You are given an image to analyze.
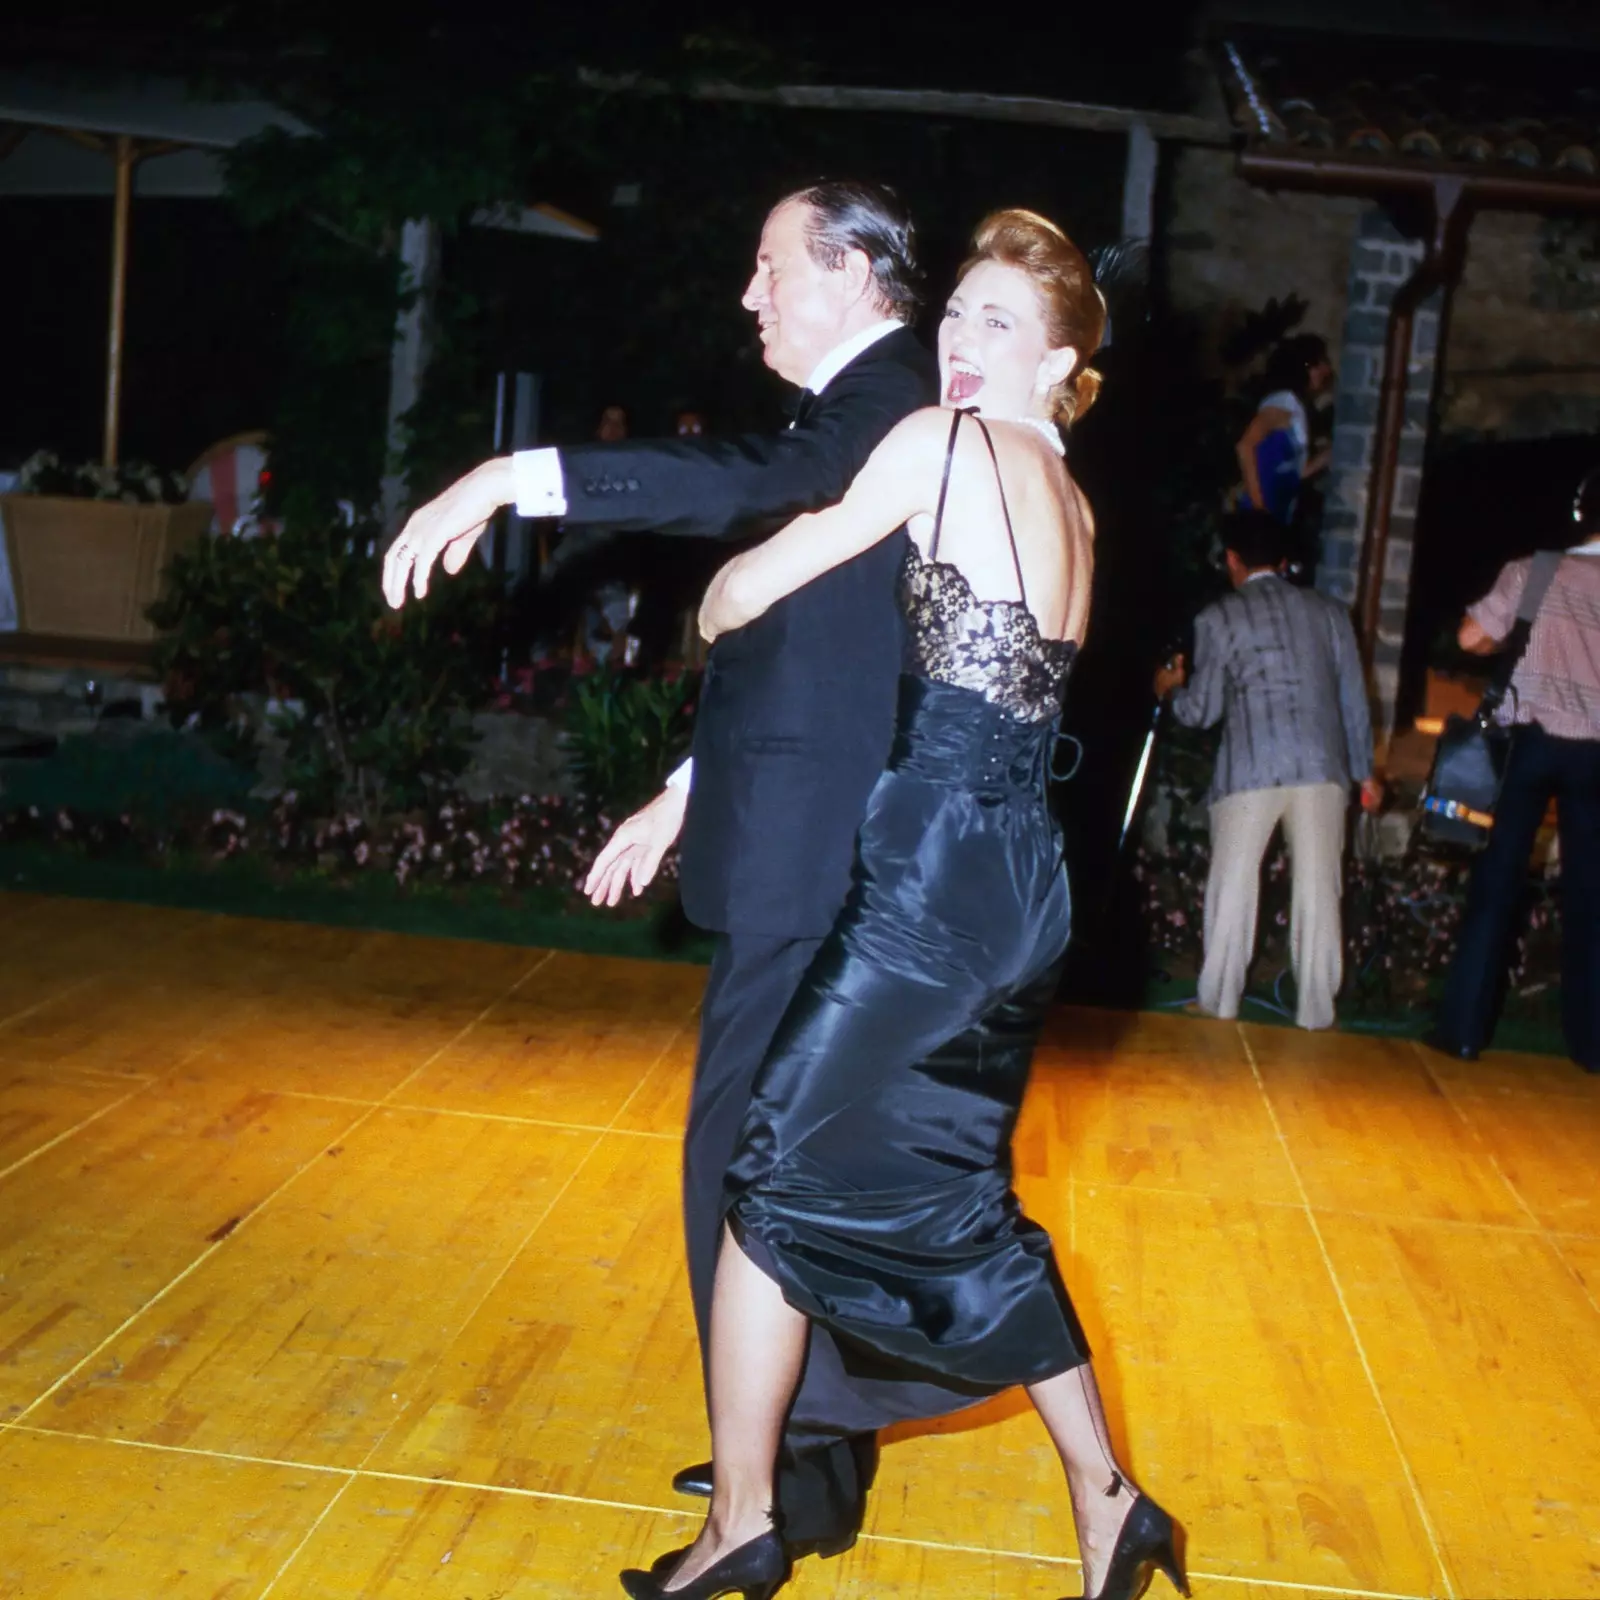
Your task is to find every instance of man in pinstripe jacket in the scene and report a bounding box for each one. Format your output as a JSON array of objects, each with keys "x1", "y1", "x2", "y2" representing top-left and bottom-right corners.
[{"x1": 1156, "y1": 511, "x2": 1379, "y2": 1029}]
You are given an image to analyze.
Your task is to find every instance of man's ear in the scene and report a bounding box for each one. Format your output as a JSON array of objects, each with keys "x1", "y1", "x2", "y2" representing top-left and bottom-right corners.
[{"x1": 838, "y1": 248, "x2": 874, "y2": 306}]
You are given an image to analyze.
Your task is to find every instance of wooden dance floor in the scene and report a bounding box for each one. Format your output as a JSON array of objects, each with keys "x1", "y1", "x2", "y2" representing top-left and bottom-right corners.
[{"x1": 0, "y1": 893, "x2": 1595, "y2": 1599}]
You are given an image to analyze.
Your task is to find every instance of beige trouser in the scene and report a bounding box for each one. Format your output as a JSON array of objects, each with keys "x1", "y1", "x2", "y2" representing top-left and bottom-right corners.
[{"x1": 1199, "y1": 781, "x2": 1347, "y2": 1031}]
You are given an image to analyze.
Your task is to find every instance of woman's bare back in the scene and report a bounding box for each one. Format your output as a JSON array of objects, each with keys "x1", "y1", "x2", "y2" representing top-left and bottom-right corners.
[{"x1": 904, "y1": 411, "x2": 1094, "y2": 648}]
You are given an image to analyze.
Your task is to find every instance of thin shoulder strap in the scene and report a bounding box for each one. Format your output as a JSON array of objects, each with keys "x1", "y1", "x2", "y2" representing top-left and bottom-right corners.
[
  {"x1": 928, "y1": 408, "x2": 966, "y2": 562},
  {"x1": 971, "y1": 415, "x2": 1029, "y2": 607}
]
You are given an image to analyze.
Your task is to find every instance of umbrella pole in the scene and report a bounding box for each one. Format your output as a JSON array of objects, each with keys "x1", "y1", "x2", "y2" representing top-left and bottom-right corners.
[{"x1": 103, "y1": 134, "x2": 135, "y2": 470}]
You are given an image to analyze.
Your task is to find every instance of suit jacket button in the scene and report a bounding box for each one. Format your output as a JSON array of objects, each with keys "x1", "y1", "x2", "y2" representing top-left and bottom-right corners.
[{"x1": 627, "y1": 478, "x2": 639, "y2": 491}]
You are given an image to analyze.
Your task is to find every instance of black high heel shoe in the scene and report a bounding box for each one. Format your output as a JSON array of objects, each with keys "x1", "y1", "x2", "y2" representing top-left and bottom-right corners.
[
  {"x1": 619, "y1": 1527, "x2": 790, "y2": 1600},
  {"x1": 1069, "y1": 1493, "x2": 1189, "y2": 1600}
]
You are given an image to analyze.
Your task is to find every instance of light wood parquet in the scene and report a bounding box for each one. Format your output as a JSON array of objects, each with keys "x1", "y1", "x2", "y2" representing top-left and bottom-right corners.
[{"x1": 0, "y1": 891, "x2": 1596, "y2": 1599}]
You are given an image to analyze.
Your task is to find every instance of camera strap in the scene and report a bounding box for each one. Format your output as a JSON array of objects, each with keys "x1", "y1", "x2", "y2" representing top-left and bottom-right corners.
[{"x1": 1480, "y1": 550, "x2": 1562, "y2": 719}]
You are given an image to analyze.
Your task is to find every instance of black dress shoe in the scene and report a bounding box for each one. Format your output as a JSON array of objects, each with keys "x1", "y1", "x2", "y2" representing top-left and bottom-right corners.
[
  {"x1": 784, "y1": 1530, "x2": 857, "y2": 1562},
  {"x1": 654, "y1": 1530, "x2": 855, "y2": 1571},
  {"x1": 672, "y1": 1460, "x2": 714, "y2": 1499},
  {"x1": 621, "y1": 1526, "x2": 789, "y2": 1599},
  {"x1": 1420, "y1": 1030, "x2": 1479, "y2": 1062}
]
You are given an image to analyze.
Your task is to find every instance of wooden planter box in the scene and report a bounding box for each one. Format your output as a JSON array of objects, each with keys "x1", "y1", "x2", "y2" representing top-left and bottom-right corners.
[{"x1": 0, "y1": 495, "x2": 212, "y2": 643}]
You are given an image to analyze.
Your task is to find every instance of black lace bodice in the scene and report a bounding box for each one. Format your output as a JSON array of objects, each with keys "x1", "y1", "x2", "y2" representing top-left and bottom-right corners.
[{"x1": 899, "y1": 543, "x2": 1077, "y2": 725}]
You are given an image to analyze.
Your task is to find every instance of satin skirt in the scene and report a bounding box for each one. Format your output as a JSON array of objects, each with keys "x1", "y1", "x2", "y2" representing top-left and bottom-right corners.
[{"x1": 724, "y1": 676, "x2": 1090, "y2": 1403}]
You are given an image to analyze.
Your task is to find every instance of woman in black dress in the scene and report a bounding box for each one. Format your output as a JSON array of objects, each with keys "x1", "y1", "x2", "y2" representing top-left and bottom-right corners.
[{"x1": 622, "y1": 211, "x2": 1186, "y2": 1600}]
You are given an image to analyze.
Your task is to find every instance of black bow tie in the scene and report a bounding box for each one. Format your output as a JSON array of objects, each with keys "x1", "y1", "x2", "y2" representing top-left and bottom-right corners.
[{"x1": 790, "y1": 387, "x2": 817, "y2": 427}]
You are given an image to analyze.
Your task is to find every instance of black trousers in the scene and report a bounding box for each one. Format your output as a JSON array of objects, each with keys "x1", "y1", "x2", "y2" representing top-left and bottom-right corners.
[
  {"x1": 1436, "y1": 723, "x2": 1600, "y2": 1065},
  {"x1": 683, "y1": 931, "x2": 868, "y2": 1546}
]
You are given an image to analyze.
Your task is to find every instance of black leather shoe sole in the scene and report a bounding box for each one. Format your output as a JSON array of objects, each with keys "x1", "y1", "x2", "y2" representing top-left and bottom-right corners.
[
  {"x1": 670, "y1": 1461, "x2": 713, "y2": 1498},
  {"x1": 787, "y1": 1531, "x2": 858, "y2": 1562},
  {"x1": 1420, "y1": 1030, "x2": 1479, "y2": 1062}
]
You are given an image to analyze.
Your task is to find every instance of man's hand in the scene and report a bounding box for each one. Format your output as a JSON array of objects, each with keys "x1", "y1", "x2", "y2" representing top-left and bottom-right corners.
[
  {"x1": 1153, "y1": 654, "x2": 1188, "y2": 699},
  {"x1": 583, "y1": 785, "x2": 689, "y2": 907},
  {"x1": 381, "y1": 458, "x2": 516, "y2": 609},
  {"x1": 1360, "y1": 777, "x2": 1385, "y2": 814}
]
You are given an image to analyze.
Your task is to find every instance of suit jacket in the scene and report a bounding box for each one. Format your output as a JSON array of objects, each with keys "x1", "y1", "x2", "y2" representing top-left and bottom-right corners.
[
  {"x1": 559, "y1": 326, "x2": 939, "y2": 936},
  {"x1": 1170, "y1": 574, "x2": 1373, "y2": 805}
]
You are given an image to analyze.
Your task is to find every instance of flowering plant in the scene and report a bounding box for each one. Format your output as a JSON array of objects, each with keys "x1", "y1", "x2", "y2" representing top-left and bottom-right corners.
[
  {"x1": 0, "y1": 790, "x2": 678, "y2": 912},
  {"x1": 15, "y1": 450, "x2": 189, "y2": 505}
]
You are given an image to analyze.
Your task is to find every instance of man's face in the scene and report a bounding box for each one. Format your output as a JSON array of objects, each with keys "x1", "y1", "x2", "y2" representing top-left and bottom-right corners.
[{"x1": 742, "y1": 200, "x2": 856, "y2": 387}]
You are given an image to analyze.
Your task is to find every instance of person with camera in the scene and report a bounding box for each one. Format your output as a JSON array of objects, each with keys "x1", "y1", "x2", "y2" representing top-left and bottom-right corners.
[
  {"x1": 1154, "y1": 509, "x2": 1379, "y2": 1030},
  {"x1": 1429, "y1": 468, "x2": 1600, "y2": 1074}
]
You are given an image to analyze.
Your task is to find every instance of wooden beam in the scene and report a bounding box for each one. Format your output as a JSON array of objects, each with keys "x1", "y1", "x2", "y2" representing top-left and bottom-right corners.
[
  {"x1": 576, "y1": 70, "x2": 1232, "y2": 146},
  {"x1": 104, "y1": 134, "x2": 135, "y2": 470},
  {"x1": 54, "y1": 125, "x2": 111, "y2": 155}
]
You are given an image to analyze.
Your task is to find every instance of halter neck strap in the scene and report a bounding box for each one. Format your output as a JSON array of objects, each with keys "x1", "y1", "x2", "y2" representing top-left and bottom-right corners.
[{"x1": 927, "y1": 408, "x2": 1028, "y2": 607}]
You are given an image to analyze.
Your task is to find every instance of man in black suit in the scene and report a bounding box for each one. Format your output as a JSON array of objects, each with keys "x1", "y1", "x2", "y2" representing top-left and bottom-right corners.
[{"x1": 384, "y1": 181, "x2": 937, "y2": 1560}]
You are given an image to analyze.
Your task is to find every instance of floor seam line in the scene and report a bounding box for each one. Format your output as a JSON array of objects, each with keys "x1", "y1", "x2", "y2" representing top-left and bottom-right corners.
[
  {"x1": 365, "y1": 948, "x2": 559, "y2": 1113},
  {"x1": 352, "y1": 1002, "x2": 695, "y2": 1475},
  {"x1": 4, "y1": 984, "x2": 470, "y2": 1425},
  {"x1": 0, "y1": 973, "x2": 104, "y2": 1034},
  {"x1": 1067, "y1": 1177, "x2": 1552, "y2": 1235},
  {"x1": 0, "y1": 1016, "x2": 257, "y2": 1191},
  {"x1": 10, "y1": 1095, "x2": 386, "y2": 1425},
  {"x1": 600, "y1": 1005, "x2": 700, "y2": 1135},
  {"x1": 0, "y1": 1083, "x2": 147, "y2": 1184},
  {"x1": 1239, "y1": 1025, "x2": 1458, "y2": 1600},
  {"x1": 346, "y1": 1127, "x2": 609, "y2": 1476},
  {"x1": 254, "y1": 1471, "x2": 358, "y2": 1600},
  {"x1": 0, "y1": 1424, "x2": 1427, "y2": 1598},
  {"x1": 277, "y1": 1092, "x2": 679, "y2": 1139},
  {"x1": 1412, "y1": 1042, "x2": 1600, "y2": 1324}
]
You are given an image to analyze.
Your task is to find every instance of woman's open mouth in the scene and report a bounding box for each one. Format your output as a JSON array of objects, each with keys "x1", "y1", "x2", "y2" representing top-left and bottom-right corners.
[{"x1": 945, "y1": 358, "x2": 983, "y2": 404}]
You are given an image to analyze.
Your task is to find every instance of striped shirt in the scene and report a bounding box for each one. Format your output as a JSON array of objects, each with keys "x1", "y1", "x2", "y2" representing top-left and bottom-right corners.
[
  {"x1": 1470, "y1": 547, "x2": 1600, "y2": 742},
  {"x1": 1171, "y1": 574, "x2": 1374, "y2": 804}
]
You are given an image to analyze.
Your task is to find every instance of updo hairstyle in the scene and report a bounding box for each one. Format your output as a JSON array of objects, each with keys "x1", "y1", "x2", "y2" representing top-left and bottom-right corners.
[{"x1": 960, "y1": 209, "x2": 1106, "y2": 425}]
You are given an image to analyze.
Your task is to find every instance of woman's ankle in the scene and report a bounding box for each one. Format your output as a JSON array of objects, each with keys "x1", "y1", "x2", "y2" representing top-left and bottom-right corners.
[{"x1": 704, "y1": 1496, "x2": 776, "y2": 1545}]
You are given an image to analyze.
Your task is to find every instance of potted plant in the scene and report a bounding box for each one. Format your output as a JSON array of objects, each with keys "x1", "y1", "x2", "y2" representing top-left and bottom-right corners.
[{"x1": 0, "y1": 452, "x2": 213, "y2": 643}]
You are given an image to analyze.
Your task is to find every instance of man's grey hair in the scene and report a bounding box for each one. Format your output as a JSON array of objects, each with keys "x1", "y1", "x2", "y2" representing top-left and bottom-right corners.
[{"x1": 779, "y1": 180, "x2": 922, "y2": 322}]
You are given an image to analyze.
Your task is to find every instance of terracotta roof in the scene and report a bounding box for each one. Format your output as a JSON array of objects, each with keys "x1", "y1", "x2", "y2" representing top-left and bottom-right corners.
[{"x1": 1217, "y1": 31, "x2": 1600, "y2": 181}]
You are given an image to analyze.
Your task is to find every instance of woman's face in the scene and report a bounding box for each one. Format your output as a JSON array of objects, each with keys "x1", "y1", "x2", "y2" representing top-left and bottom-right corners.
[{"x1": 938, "y1": 258, "x2": 1076, "y2": 420}]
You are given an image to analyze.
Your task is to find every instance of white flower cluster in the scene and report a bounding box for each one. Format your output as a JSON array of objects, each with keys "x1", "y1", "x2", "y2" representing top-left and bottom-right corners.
[{"x1": 18, "y1": 449, "x2": 188, "y2": 505}]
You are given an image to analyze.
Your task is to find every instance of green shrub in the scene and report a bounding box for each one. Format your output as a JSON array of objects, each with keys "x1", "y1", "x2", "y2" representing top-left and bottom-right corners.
[
  {"x1": 149, "y1": 524, "x2": 504, "y2": 822},
  {"x1": 562, "y1": 666, "x2": 696, "y2": 813}
]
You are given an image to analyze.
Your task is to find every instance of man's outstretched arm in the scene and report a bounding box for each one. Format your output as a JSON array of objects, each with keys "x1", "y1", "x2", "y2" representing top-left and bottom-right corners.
[{"x1": 382, "y1": 355, "x2": 927, "y2": 608}]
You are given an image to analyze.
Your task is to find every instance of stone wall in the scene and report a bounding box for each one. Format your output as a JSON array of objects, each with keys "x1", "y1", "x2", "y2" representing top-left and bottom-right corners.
[
  {"x1": 1163, "y1": 152, "x2": 1600, "y2": 439},
  {"x1": 1161, "y1": 149, "x2": 1599, "y2": 739},
  {"x1": 1441, "y1": 213, "x2": 1600, "y2": 440},
  {"x1": 1164, "y1": 146, "x2": 1364, "y2": 367},
  {"x1": 1315, "y1": 214, "x2": 1443, "y2": 739}
]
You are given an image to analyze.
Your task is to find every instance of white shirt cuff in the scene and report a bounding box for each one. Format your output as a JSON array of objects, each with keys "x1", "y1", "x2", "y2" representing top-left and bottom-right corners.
[
  {"x1": 664, "y1": 758, "x2": 693, "y2": 792},
  {"x1": 510, "y1": 448, "x2": 567, "y2": 518}
]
